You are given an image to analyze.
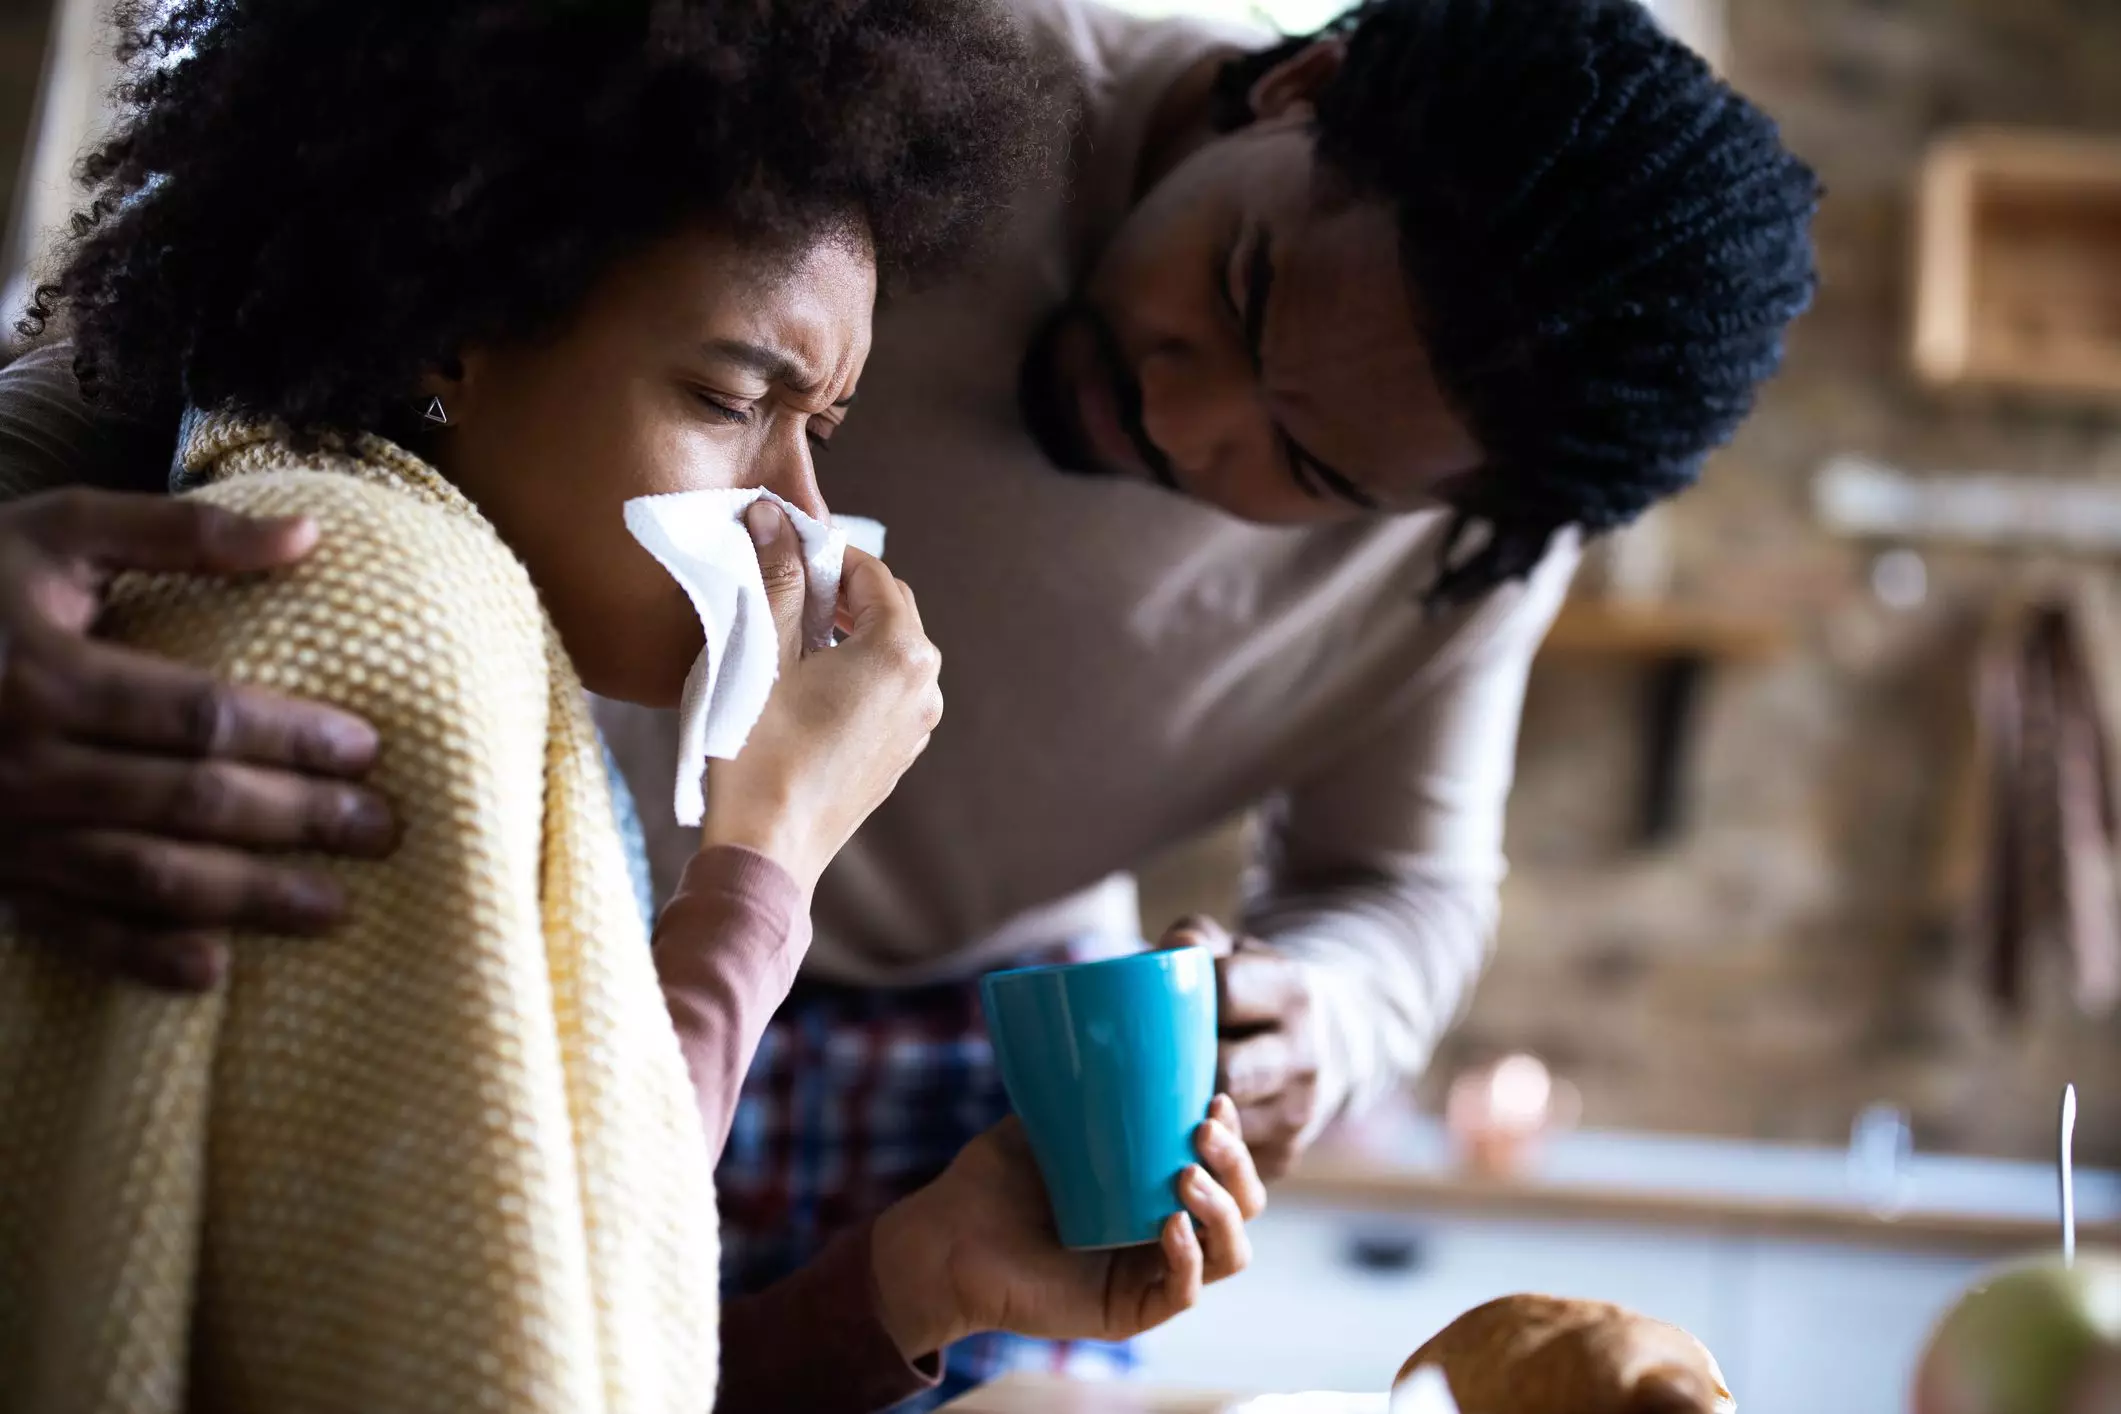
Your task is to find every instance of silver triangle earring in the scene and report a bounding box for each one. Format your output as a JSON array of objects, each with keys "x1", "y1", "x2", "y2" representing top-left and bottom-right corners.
[{"x1": 422, "y1": 395, "x2": 450, "y2": 427}]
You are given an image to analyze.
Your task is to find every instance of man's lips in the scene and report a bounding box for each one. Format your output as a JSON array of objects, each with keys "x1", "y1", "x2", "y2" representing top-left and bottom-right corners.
[{"x1": 1071, "y1": 356, "x2": 1152, "y2": 480}]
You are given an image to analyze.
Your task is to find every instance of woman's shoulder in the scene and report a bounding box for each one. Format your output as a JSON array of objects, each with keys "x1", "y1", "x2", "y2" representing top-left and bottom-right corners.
[
  {"x1": 189, "y1": 436, "x2": 549, "y2": 653},
  {"x1": 104, "y1": 452, "x2": 555, "y2": 739}
]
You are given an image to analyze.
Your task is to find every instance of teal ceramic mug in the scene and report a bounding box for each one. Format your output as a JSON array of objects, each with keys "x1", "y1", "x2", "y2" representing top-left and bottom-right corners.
[{"x1": 980, "y1": 946, "x2": 1218, "y2": 1250}]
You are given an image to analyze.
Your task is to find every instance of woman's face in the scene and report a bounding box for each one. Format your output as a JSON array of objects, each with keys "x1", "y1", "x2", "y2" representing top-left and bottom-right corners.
[{"x1": 436, "y1": 224, "x2": 876, "y2": 707}]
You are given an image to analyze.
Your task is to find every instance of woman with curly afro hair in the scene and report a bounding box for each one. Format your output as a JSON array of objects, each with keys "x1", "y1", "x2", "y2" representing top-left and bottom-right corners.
[{"x1": 0, "y1": 2, "x2": 1262, "y2": 1410}]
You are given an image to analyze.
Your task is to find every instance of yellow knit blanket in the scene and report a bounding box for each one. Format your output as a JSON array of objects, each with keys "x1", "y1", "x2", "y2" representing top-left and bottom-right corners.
[{"x1": 0, "y1": 414, "x2": 720, "y2": 1413}]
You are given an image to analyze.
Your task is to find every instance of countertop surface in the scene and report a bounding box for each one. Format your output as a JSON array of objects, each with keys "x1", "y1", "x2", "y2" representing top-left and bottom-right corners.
[
  {"x1": 1280, "y1": 1116, "x2": 2118, "y2": 1253},
  {"x1": 939, "y1": 1377, "x2": 1386, "y2": 1413}
]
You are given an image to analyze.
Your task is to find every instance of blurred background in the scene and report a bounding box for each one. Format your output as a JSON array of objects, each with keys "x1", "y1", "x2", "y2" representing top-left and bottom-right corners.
[
  {"x1": 5, "y1": 0, "x2": 2119, "y2": 1407},
  {"x1": 1102, "y1": 0, "x2": 2121, "y2": 1403},
  {"x1": 1099, "y1": 0, "x2": 2121, "y2": 1176}
]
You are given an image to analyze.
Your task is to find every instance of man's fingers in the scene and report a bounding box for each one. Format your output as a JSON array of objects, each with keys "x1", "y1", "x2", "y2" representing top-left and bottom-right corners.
[
  {"x1": 1242, "y1": 1136, "x2": 1301, "y2": 1184},
  {"x1": 26, "y1": 489, "x2": 319, "y2": 576},
  {"x1": 9, "y1": 893, "x2": 228, "y2": 992},
  {"x1": 1218, "y1": 945, "x2": 1308, "y2": 1029},
  {"x1": 1220, "y1": 1031, "x2": 1294, "y2": 1106},
  {"x1": 2, "y1": 830, "x2": 349, "y2": 936},
  {"x1": 7, "y1": 636, "x2": 380, "y2": 775},
  {"x1": 0, "y1": 739, "x2": 396, "y2": 855},
  {"x1": 747, "y1": 502, "x2": 805, "y2": 668},
  {"x1": 1156, "y1": 913, "x2": 1233, "y2": 958}
]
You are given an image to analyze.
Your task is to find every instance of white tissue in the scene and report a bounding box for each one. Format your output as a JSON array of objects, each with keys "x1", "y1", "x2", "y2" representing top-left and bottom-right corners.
[
  {"x1": 1388, "y1": 1369, "x2": 1461, "y2": 1414},
  {"x1": 622, "y1": 488, "x2": 886, "y2": 828}
]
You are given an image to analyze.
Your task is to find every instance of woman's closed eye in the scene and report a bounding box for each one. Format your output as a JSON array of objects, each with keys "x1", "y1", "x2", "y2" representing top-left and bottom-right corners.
[
  {"x1": 693, "y1": 388, "x2": 756, "y2": 426},
  {"x1": 693, "y1": 389, "x2": 838, "y2": 451}
]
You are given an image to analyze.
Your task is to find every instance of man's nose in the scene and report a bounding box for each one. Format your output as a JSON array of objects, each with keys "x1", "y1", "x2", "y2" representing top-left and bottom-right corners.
[{"x1": 1138, "y1": 347, "x2": 1261, "y2": 482}]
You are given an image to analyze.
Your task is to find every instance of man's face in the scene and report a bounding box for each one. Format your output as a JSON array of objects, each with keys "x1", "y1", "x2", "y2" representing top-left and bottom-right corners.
[{"x1": 1019, "y1": 51, "x2": 1483, "y2": 525}]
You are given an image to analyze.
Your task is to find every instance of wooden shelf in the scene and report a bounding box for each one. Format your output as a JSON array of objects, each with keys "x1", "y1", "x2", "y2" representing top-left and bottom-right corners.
[
  {"x1": 1536, "y1": 601, "x2": 1790, "y2": 844},
  {"x1": 1540, "y1": 602, "x2": 1790, "y2": 663},
  {"x1": 1913, "y1": 127, "x2": 2121, "y2": 407}
]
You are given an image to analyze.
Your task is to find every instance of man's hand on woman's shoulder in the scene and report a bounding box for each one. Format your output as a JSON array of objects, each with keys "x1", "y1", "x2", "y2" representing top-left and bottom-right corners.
[{"x1": 0, "y1": 487, "x2": 398, "y2": 989}]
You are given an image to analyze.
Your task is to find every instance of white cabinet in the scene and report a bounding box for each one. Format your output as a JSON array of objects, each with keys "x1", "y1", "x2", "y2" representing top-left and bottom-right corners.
[
  {"x1": 1728, "y1": 1241, "x2": 1987, "y2": 1414},
  {"x1": 1131, "y1": 1199, "x2": 1994, "y2": 1413}
]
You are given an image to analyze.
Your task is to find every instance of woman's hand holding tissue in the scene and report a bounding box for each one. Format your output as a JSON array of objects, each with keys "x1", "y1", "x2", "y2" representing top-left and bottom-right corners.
[{"x1": 698, "y1": 503, "x2": 942, "y2": 898}]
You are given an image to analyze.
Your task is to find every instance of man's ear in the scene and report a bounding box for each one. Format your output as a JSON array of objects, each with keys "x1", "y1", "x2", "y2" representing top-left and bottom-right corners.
[{"x1": 1247, "y1": 38, "x2": 1345, "y2": 123}]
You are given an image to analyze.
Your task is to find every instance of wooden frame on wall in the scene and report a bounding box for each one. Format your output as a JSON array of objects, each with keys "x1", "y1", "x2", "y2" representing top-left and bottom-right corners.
[{"x1": 1912, "y1": 127, "x2": 2121, "y2": 408}]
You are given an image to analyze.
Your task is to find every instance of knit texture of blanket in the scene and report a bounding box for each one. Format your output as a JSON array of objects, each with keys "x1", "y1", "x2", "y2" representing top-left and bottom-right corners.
[{"x1": 0, "y1": 412, "x2": 719, "y2": 1413}]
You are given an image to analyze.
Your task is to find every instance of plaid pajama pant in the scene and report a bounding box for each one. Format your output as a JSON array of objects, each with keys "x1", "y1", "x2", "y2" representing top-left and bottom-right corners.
[{"x1": 716, "y1": 965, "x2": 1140, "y2": 1413}]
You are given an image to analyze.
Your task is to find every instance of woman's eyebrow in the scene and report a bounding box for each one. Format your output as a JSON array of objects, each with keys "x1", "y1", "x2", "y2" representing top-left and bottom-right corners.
[
  {"x1": 704, "y1": 338, "x2": 819, "y2": 393},
  {"x1": 707, "y1": 338, "x2": 857, "y2": 408}
]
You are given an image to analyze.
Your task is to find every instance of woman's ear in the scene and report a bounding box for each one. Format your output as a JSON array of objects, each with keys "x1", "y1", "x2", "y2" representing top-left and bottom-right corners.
[
  {"x1": 1247, "y1": 39, "x2": 1346, "y2": 124},
  {"x1": 418, "y1": 355, "x2": 472, "y2": 427}
]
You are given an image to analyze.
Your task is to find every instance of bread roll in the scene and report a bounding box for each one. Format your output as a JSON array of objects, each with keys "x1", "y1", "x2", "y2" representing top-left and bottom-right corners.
[{"x1": 1393, "y1": 1293, "x2": 1736, "y2": 1414}]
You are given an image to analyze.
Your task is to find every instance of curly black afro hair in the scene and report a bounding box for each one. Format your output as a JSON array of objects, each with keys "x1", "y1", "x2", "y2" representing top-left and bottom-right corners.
[
  {"x1": 29, "y1": 0, "x2": 1043, "y2": 439},
  {"x1": 1214, "y1": 0, "x2": 1822, "y2": 607}
]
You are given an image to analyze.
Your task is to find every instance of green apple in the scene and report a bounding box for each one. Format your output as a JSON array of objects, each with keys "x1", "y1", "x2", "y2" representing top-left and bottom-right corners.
[{"x1": 1914, "y1": 1252, "x2": 2121, "y2": 1414}]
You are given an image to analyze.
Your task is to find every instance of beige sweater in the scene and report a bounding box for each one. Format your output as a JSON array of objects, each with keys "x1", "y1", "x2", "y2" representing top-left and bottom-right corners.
[{"x1": 0, "y1": 414, "x2": 719, "y2": 1413}]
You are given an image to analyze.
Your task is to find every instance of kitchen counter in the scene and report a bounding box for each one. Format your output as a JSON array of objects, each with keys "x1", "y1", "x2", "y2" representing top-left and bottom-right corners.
[
  {"x1": 940, "y1": 1377, "x2": 1382, "y2": 1413},
  {"x1": 1110, "y1": 1118, "x2": 2106, "y2": 1410},
  {"x1": 1281, "y1": 1118, "x2": 2117, "y2": 1255},
  {"x1": 939, "y1": 1376, "x2": 1238, "y2": 1412}
]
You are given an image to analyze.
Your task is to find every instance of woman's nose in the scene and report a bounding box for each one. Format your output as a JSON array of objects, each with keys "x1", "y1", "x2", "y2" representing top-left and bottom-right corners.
[{"x1": 758, "y1": 424, "x2": 829, "y2": 522}]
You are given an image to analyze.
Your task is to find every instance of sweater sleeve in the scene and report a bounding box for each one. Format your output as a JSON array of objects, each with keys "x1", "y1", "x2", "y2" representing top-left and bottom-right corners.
[
  {"x1": 717, "y1": 1221, "x2": 943, "y2": 1414},
  {"x1": 651, "y1": 845, "x2": 811, "y2": 1157},
  {"x1": 1243, "y1": 538, "x2": 1579, "y2": 1137},
  {"x1": 653, "y1": 849, "x2": 943, "y2": 1411}
]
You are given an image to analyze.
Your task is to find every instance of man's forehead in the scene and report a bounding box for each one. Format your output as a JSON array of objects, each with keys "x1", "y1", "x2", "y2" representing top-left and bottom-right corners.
[{"x1": 1265, "y1": 199, "x2": 1482, "y2": 504}]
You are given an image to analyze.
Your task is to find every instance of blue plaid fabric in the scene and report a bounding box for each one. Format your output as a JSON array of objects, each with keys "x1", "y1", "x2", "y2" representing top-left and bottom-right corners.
[{"x1": 717, "y1": 973, "x2": 1139, "y2": 1413}]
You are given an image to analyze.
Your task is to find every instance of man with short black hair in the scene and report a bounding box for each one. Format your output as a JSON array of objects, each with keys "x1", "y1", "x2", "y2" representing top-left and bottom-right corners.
[{"x1": 0, "y1": 0, "x2": 1817, "y2": 1400}]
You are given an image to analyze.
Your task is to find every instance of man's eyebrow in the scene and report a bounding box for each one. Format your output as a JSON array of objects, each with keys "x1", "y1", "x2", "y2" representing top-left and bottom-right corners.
[{"x1": 1241, "y1": 235, "x2": 1378, "y2": 512}]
